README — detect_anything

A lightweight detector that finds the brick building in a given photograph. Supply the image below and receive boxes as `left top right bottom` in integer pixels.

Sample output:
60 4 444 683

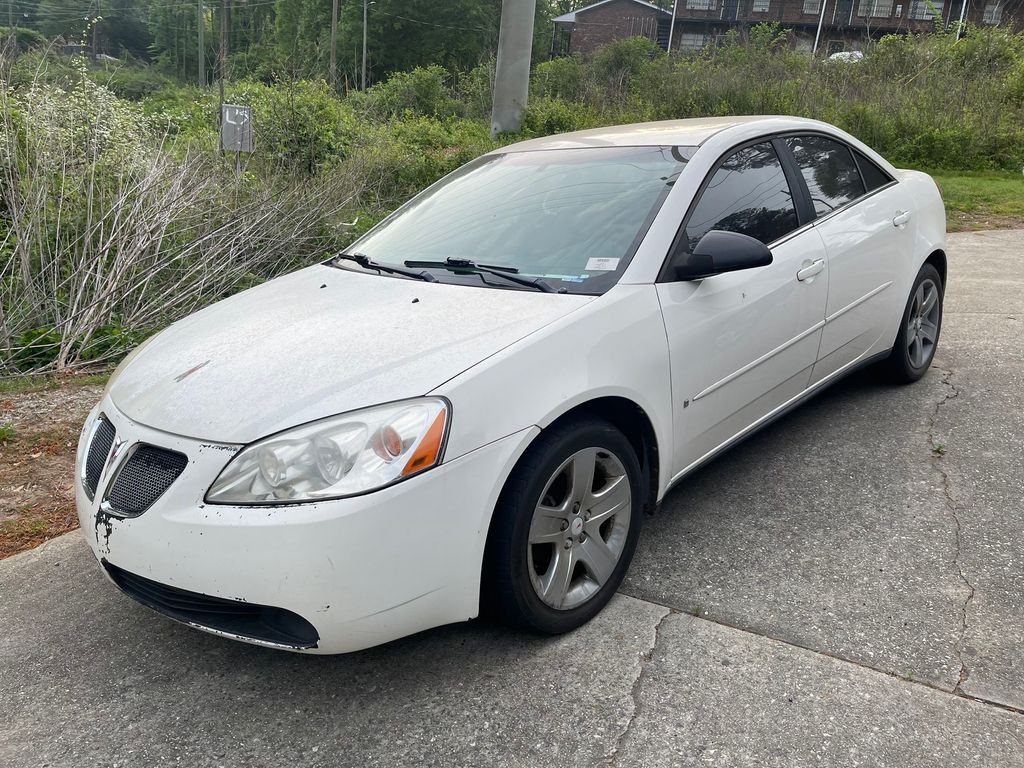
552 0 1024 57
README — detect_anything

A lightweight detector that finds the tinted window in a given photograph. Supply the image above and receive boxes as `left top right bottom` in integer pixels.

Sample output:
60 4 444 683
684 142 798 250
785 135 866 216
853 150 893 192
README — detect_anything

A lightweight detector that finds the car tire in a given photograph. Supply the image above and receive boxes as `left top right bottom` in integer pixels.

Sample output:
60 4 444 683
881 262 944 384
481 416 643 635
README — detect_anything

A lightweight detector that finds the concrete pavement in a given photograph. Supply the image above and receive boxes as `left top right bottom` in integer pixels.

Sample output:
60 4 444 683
2 230 1022 767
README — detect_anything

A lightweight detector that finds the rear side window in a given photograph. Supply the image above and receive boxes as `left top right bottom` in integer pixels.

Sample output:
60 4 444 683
785 135 866 217
683 142 799 250
853 150 893 192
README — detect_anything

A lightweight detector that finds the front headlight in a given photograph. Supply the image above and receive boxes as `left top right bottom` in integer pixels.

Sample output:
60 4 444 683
206 398 449 505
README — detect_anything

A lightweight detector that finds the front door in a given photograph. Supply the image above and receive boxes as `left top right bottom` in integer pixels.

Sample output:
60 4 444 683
657 141 829 480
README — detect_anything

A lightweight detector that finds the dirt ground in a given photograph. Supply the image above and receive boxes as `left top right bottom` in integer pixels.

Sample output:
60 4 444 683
0 382 105 558
947 210 1024 232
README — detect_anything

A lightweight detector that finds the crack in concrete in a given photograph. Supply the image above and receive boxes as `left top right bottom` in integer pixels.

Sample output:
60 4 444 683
600 607 673 768
927 366 975 696
619 589 1024 717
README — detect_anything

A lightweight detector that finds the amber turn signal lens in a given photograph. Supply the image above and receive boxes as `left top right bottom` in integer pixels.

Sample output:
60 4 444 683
402 410 447 476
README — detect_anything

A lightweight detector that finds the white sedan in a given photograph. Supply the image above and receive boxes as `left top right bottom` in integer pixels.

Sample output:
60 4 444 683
75 116 946 653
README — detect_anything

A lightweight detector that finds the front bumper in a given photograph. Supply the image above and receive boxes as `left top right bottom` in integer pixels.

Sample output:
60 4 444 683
75 397 537 653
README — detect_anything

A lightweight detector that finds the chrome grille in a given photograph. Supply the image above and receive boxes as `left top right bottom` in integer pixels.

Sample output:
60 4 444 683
84 416 116 499
105 445 188 517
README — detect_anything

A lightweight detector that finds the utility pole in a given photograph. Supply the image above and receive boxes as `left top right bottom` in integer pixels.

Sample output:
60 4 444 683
956 0 968 39
667 0 679 54
329 0 339 90
491 0 535 136
361 0 369 90
198 0 205 85
219 0 227 153
812 0 828 55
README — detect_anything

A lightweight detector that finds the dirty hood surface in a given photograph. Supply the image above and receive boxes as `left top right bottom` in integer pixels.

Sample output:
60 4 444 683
109 265 592 442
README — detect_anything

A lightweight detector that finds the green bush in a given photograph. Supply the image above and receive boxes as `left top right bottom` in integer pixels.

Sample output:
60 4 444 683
533 56 586 101
228 79 356 172
92 65 177 101
0 26 46 52
11 328 62 372
361 65 460 119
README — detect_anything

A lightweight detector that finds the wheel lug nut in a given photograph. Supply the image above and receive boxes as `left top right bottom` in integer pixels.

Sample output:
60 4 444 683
564 538 573 549
572 502 581 514
584 511 591 521
578 532 587 543
560 520 569 531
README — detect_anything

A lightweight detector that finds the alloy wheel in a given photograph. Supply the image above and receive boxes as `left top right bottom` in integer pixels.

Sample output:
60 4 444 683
906 277 940 368
527 447 632 610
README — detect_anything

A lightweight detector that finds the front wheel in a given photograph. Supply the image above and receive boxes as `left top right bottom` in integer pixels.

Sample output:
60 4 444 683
881 262 943 383
482 417 643 634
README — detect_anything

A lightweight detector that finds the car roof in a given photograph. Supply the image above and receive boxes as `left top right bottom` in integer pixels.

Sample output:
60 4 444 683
494 116 831 153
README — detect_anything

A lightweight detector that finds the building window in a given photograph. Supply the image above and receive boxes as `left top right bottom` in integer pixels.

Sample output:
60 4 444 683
983 2 1002 23
908 0 943 19
678 32 706 50
685 0 715 10
857 0 894 16
803 0 822 14
752 0 770 10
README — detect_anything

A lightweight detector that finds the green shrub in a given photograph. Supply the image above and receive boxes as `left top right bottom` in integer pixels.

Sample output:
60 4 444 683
11 328 62 372
361 65 459 119
228 79 356 172
0 26 46 52
533 56 586 101
521 97 600 137
92 65 177 101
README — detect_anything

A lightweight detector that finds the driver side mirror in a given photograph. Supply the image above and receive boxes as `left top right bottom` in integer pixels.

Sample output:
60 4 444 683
671 230 773 281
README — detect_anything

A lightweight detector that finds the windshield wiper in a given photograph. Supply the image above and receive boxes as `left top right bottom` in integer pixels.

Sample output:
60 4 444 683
331 252 438 283
404 258 560 294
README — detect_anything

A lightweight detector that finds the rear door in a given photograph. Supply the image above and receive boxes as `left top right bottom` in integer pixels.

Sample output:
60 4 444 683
780 134 915 385
656 141 829 479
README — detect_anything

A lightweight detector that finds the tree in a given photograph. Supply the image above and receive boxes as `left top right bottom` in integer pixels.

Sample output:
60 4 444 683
342 0 502 86
35 0 151 58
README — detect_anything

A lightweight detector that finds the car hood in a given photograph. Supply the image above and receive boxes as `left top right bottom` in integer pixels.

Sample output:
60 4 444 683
109 265 593 442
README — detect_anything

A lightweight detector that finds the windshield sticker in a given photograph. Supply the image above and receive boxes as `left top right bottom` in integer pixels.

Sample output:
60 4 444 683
585 257 620 272
559 276 586 283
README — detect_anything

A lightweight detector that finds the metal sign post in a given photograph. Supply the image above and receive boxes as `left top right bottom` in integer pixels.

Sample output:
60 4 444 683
220 104 253 176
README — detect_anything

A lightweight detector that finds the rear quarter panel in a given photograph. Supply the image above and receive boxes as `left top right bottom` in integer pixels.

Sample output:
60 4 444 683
898 169 947 269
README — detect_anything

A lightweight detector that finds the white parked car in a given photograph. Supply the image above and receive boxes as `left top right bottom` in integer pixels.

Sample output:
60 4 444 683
76 117 946 653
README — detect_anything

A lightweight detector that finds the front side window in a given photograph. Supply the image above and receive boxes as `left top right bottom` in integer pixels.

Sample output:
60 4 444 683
348 146 688 294
785 135 866 217
683 142 799 251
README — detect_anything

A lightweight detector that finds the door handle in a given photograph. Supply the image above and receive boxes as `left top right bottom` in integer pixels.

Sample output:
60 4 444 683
893 210 911 227
796 258 825 282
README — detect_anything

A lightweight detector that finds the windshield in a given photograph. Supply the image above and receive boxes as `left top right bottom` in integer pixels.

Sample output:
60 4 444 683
347 146 690 294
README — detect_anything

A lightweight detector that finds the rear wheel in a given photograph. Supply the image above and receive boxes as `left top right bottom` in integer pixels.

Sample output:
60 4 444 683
881 263 943 383
482 417 643 634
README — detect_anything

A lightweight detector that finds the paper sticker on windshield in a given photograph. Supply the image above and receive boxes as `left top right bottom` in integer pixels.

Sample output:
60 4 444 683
585 257 620 272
